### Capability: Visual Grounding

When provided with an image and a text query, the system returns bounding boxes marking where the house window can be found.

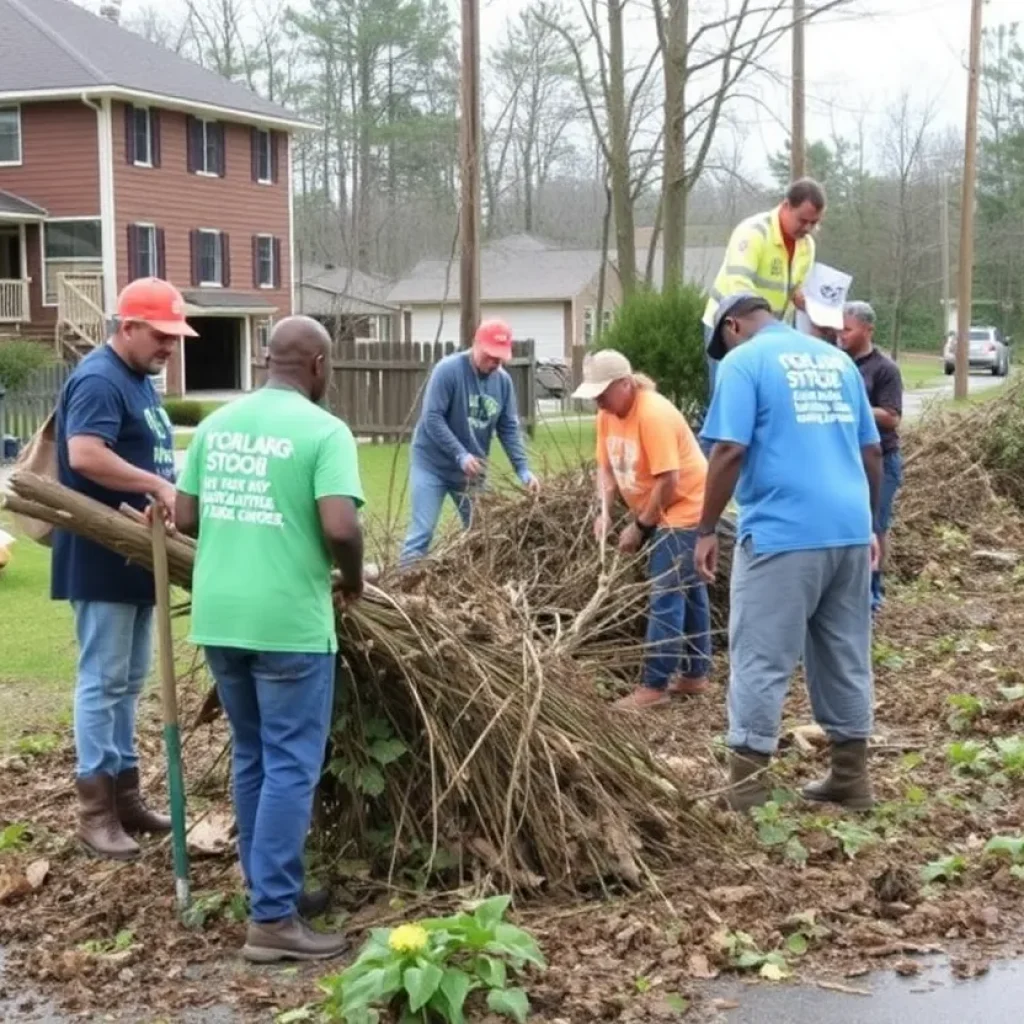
[129,224,159,279]
[199,230,224,285]
[0,106,21,165]
[43,218,102,304]
[254,317,272,354]
[133,107,152,165]
[583,306,613,346]
[188,117,224,176]
[255,129,272,183]
[255,235,274,287]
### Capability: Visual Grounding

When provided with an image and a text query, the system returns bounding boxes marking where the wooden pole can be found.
[791,0,806,179]
[955,0,983,401]
[459,0,481,349]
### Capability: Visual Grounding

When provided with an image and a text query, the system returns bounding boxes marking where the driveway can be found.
[903,373,1006,422]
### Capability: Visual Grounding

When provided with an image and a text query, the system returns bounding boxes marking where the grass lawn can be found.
[0,418,596,748]
[899,352,945,390]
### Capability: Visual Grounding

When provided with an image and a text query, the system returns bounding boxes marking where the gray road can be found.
[902,372,1006,422]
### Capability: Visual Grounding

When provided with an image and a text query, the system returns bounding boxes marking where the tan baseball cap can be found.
[571,349,632,400]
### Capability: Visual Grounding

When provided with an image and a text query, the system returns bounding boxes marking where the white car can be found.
[944,326,1010,377]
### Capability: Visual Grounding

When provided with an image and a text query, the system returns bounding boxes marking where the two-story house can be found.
[0,0,310,396]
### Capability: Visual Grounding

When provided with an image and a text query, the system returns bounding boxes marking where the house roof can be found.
[388,237,604,305]
[0,0,309,129]
[0,188,47,219]
[182,290,276,314]
[298,264,397,315]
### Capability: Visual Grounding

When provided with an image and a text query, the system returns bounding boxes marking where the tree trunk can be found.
[357,49,374,271]
[595,175,613,346]
[660,0,688,287]
[607,0,636,295]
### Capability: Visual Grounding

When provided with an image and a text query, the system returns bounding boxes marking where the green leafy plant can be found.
[596,284,708,420]
[993,736,1024,778]
[946,740,994,776]
[783,910,829,957]
[749,801,797,848]
[946,694,985,732]
[162,398,208,427]
[317,895,545,1024]
[329,716,409,800]
[0,339,52,392]
[983,835,1024,865]
[719,931,790,981]
[0,823,30,853]
[13,733,60,757]
[920,854,968,885]
[826,821,878,860]
[181,890,249,929]
[872,640,905,670]
[79,929,135,955]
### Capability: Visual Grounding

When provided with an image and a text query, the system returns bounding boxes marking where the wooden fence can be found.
[1,361,72,452]
[253,339,537,440]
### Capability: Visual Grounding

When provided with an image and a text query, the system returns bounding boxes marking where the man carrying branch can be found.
[573,350,711,711]
[176,316,364,963]
[54,277,191,861]
[696,293,882,811]
[400,319,540,563]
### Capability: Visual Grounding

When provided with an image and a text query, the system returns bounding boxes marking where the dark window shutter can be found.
[124,104,135,164]
[250,127,259,182]
[189,230,200,286]
[156,228,166,279]
[127,224,138,280]
[186,116,197,172]
[221,232,231,286]
[273,237,281,289]
[150,110,162,168]
[217,123,226,177]
[251,235,259,287]
[271,132,280,184]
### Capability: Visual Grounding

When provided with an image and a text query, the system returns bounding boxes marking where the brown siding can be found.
[0,101,101,324]
[112,104,291,315]
[574,268,623,349]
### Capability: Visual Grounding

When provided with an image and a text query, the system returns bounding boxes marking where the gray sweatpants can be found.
[727,539,874,755]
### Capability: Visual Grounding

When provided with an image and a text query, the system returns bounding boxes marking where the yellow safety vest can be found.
[702,206,815,327]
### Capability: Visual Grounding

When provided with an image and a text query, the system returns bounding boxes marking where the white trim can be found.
[96,98,117,314]
[193,118,221,176]
[255,233,275,289]
[287,134,295,314]
[255,128,273,185]
[18,222,27,282]
[0,87,314,132]
[133,222,158,278]
[0,104,23,167]
[242,315,253,391]
[186,305,278,317]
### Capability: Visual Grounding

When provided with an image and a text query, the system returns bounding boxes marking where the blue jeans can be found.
[72,601,153,779]
[203,647,336,923]
[872,450,903,610]
[642,528,712,689]
[400,460,473,564]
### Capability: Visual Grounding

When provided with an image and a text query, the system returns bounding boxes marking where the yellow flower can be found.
[388,923,428,955]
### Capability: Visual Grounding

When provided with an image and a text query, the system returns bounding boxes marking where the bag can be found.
[9,411,57,546]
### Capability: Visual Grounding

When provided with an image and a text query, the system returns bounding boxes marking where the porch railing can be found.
[0,278,29,322]
[56,273,105,354]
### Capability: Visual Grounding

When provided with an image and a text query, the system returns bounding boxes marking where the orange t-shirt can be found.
[596,389,707,528]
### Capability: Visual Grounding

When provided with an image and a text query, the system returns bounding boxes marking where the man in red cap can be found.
[400,319,540,562]
[52,277,196,860]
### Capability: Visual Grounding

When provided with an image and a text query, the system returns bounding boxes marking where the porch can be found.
[0,189,44,326]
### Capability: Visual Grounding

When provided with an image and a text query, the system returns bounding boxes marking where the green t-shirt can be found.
[177,387,364,653]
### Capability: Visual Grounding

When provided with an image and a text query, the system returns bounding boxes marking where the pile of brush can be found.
[4,470,731,895]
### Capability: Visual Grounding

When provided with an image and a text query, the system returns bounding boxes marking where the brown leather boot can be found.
[241,917,348,963]
[76,774,140,861]
[724,748,772,812]
[115,768,172,834]
[802,740,874,811]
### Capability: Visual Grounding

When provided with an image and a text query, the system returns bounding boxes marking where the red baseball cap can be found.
[117,277,198,337]
[474,319,513,361]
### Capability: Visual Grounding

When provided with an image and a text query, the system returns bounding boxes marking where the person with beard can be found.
[52,277,190,861]
[400,319,540,563]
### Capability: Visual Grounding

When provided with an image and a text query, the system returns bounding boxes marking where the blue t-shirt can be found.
[410,351,530,486]
[51,345,176,605]
[700,323,880,554]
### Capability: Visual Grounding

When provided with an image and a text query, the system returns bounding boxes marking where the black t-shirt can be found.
[51,345,176,605]
[854,348,902,454]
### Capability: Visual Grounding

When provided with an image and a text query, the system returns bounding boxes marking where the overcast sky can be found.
[111,0,1018,181]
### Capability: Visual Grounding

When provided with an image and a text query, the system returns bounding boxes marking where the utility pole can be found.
[955,0,983,400]
[791,0,806,179]
[941,172,951,333]
[459,0,481,350]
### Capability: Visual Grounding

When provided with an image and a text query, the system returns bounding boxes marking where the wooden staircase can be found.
[56,273,105,361]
